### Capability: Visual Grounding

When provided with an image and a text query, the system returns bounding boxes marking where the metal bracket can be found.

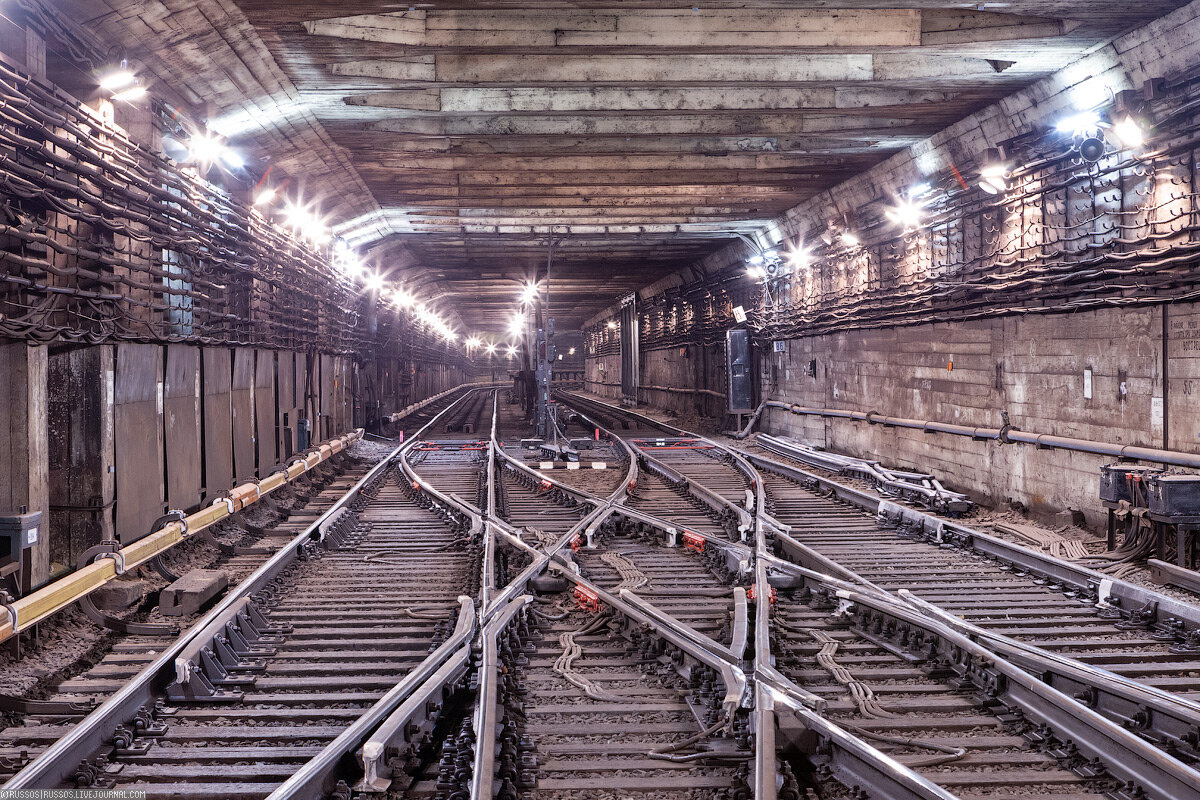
[149,510,189,540]
[75,543,177,637]
[1,595,16,634]
[94,550,126,576]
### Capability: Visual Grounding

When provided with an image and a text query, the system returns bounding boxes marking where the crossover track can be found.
[5,385,1200,799]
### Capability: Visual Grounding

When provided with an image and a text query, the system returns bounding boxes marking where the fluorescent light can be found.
[840,231,860,248]
[978,148,1009,195]
[746,265,766,279]
[99,70,136,91]
[254,187,277,206]
[220,148,245,170]
[110,85,147,103]
[747,254,765,265]
[787,243,810,270]
[1056,110,1101,137]
[188,133,226,167]
[886,198,923,230]
[1113,115,1145,148]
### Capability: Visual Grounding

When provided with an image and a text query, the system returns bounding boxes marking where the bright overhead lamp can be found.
[486,343,497,354]
[787,243,810,270]
[99,70,137,92]
[520,282,539,304]
[839,231,860,248]
[606,321,617,330]
[364,273,385,292]
[1056,110,1101,137]
[392,288,414,307]
[886,197,923,230]
[1112,115,1145,149]
[188,133,226,167]
[746,265,766,280]
[111,85,147,103]
[978,148,1009,196]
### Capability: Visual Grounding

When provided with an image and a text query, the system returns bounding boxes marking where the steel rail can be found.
[265,596,476,800]
[554,392,1056,800]
[764,548,1200,761]
[560,391,761,532]
[484,392,500,610]
[898,589,1200,759]
[553,403,640,506]
[383,381,497,425]
[548,564,750,720]
[269,387,594,799]
[0,427,363,645]
[3,387,483,791]
[747,447,1200,633]
[785,582,1200,800]
[470,596,533,800]
[766,686,961,800]
[756,433,971,513]
[353,645,473,793]
[557,391,1200,799]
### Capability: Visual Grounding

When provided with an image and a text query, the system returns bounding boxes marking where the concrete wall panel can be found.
[759,307,1168,527]
[164,345,201,512]
[202,348,233,497]
[231,349,255,482]
[255,351,276,472]
[114,343,164,542]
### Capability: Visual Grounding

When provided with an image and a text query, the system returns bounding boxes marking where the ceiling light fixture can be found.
[886,197,923,230]
[1112,114,1145,149]
[978,148,1009,195]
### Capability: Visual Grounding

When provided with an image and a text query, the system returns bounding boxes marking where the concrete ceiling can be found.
[69,1,1187,334]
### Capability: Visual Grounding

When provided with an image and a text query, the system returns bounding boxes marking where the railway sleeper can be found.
[482,596,754,799]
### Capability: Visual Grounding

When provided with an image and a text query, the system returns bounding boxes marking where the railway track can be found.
[7,385,1200,800]
[555,391,1200,800]
[757,464,1200,701]
[773,591,1121,800]
[0,386,484,798]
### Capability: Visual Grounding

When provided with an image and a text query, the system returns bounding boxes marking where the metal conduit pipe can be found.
[752,399,1200,469]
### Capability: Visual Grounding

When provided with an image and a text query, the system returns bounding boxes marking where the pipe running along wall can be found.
[743,399,1200,469]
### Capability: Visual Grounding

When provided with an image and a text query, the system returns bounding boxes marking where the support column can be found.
[0,343,50,590]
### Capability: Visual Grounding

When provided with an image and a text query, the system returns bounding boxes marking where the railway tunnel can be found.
[5,1,1200,798]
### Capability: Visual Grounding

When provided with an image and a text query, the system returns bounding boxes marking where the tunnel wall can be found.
[34,342,468,583]
[582,0,1200,525]
[0,20,471,589]
[759,306,1198,526]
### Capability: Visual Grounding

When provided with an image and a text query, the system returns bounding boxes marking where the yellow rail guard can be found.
[0,428,364,645]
